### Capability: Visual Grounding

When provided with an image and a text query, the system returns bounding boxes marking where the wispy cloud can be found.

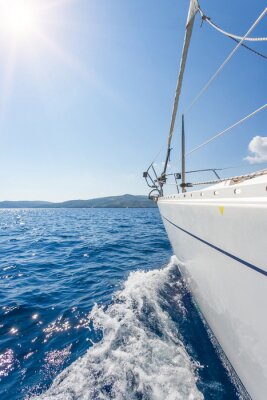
[244,136,267,164]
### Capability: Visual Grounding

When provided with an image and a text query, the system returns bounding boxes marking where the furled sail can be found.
[161,0,199,179]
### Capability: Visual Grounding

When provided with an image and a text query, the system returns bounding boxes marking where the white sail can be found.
[163,0,199,173]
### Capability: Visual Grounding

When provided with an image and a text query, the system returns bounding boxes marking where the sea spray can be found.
[34,256,203,400]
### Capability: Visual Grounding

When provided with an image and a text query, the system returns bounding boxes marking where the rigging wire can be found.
[154,147,163,164]
[149,145,164,167]
[185,7,267,114]
[186,103,267,156]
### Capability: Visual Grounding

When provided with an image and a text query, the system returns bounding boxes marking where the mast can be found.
[161,0,199,183]
[181,114,186,192]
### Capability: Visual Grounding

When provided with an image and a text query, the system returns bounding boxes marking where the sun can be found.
[0,0,40,39]
[0,0,95,116]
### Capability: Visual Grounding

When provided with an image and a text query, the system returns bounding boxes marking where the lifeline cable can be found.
[189,168,267,186]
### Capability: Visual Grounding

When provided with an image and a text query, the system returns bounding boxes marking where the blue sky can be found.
[0,0,266,201]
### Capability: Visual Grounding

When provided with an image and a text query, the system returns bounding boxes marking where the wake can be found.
[34,257,203,400]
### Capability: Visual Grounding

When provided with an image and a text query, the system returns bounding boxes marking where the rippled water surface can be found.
[0,208,240,399]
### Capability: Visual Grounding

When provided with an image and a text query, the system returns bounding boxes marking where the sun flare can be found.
[0,0,94,115]
[0,0,40,39]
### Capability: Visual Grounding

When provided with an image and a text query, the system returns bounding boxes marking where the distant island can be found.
[0,194,157,208]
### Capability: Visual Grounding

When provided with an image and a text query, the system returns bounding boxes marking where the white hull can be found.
[158,175,267,400]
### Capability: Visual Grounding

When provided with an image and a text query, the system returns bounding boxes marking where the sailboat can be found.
[144,1,267,399]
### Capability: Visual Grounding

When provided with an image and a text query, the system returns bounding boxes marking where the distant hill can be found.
[0,195,157,208]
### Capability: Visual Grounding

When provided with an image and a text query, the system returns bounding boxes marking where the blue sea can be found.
[0,208,241,399]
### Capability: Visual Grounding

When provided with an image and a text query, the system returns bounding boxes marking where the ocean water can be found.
[0,208,240,400]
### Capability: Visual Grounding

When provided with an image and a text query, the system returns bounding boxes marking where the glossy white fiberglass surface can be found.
[158,177,267,400]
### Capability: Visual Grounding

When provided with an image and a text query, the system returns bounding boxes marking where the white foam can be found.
[33,257,204,400]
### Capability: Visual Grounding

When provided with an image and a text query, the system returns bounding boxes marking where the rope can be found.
[186,103,267,156]
[229,36,267,61]
[198,8,267,60]
[199,8,267,42]
[185,7,267,113]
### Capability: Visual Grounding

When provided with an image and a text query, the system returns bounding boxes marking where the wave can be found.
[33,257,203,400]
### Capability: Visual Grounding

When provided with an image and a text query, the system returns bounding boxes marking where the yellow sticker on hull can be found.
[219,206,224,216]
